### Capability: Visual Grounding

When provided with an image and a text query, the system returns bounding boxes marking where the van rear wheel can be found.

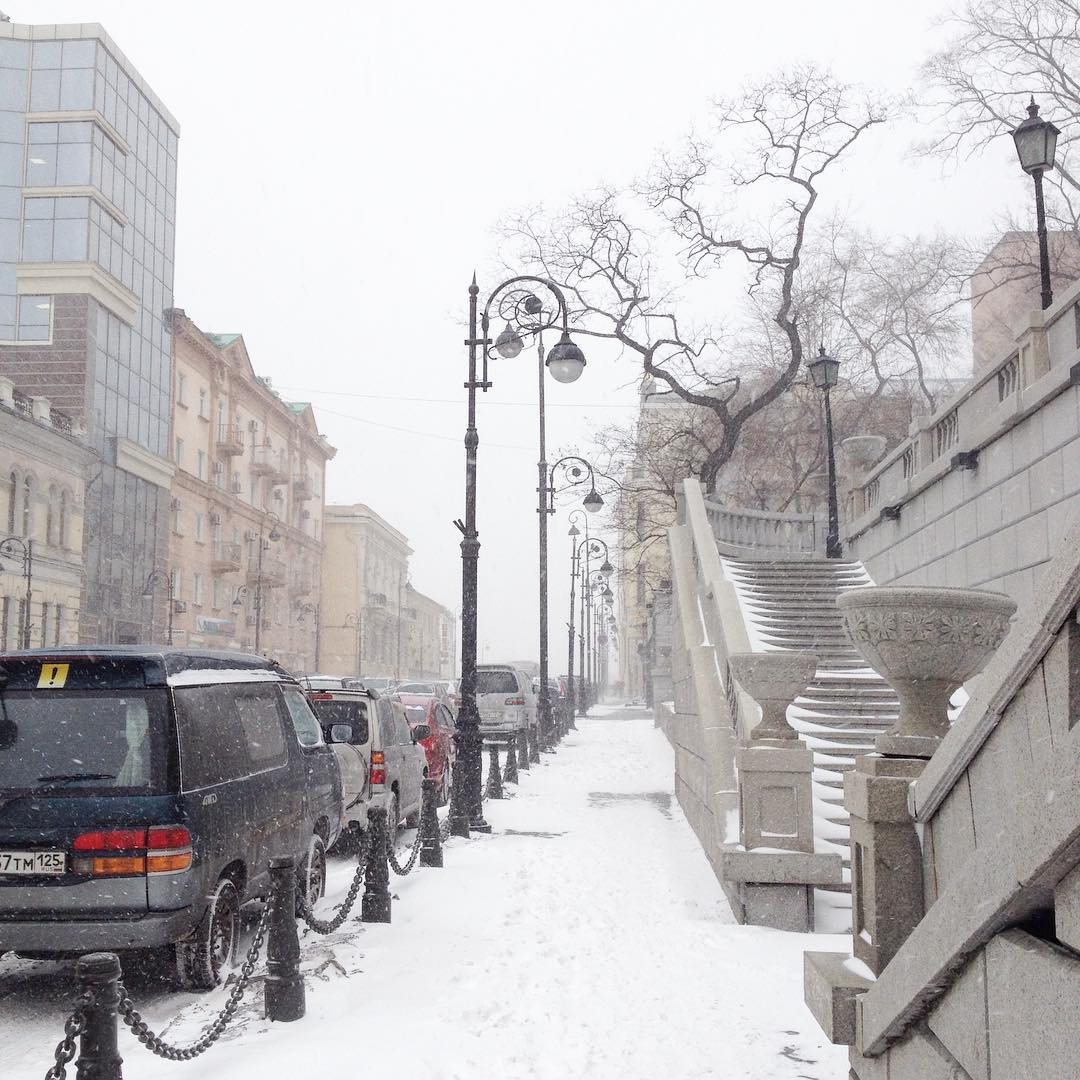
[174,878,239,991]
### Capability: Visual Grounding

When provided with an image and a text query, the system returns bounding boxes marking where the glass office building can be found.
[0,23,179,643]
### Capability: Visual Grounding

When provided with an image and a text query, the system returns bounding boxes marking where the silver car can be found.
[475,665,538,740]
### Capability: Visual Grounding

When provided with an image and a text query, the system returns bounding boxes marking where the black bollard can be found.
[265,856,305,1022]
[74,952,123,1080]
[502,737,519,784]
[517,729,530,771]
[528,725,541,764]
[419,777,443,868]
[361,805,392,923]
[484,742,504,799]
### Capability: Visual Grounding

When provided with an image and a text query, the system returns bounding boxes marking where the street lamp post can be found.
[0,537,33,648]
[1012,98,1060,311]
[296,601,320,671]
[542,456,602,746]
[141,568,175,646]
[238,511,282,653]
[807,345,843,559]
[569,527,611,719]
[449,274,587,839]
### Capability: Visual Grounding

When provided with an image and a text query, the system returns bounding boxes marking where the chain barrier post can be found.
[517,729,530,772]
[484,742,504,799]
[502,736,519,784]
[265,857,305,1023]
[419,777,443,868]
[361,805,392,923]
[73,952,123,1080]
[528,725,541,764]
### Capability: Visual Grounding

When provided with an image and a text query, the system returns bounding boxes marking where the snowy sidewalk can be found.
[4,708,848,1080]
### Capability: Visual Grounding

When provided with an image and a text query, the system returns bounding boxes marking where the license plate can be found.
[0,850,66,875]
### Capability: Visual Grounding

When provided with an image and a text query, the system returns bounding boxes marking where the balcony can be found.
[247,554,287,586]
[251,445,289,484]
[217,424,244,456]
[211,541,243,572]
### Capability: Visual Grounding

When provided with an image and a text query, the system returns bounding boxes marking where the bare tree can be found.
[921,0,1080,229]
[505,66,887,494]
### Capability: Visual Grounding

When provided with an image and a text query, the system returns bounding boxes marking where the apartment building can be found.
[0,22,179,643]
[167,311,335,670]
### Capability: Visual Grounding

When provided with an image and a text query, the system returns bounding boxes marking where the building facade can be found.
[0,377,92,648]
[320,503,457,680]
[0,22,179,643]
[167,312,334,670]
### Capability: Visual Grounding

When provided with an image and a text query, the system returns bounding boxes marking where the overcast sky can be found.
[23,1,1033,672]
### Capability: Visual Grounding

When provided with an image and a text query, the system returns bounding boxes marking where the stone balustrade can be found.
[704,498,826,556]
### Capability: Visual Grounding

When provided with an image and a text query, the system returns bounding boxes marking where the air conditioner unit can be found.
[172,601,187,614]
[209,512,221,525]
[169,497,181,511]
[244,529,258,542]
[301,508,310,519]
[272,488,284,500]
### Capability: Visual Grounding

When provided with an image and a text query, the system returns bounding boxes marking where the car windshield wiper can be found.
[35,772,116,785]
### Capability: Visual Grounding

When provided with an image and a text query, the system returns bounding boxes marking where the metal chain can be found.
[118,900,271,1061]
[387,825,423,876]
[299,837,370,934]
[43,991,92,1080]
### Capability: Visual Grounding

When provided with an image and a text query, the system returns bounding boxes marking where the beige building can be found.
[320,503,457,679]
[0,378,92,649]
[167,311,335,669]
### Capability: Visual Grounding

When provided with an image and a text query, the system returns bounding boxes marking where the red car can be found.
[396,694,456,805]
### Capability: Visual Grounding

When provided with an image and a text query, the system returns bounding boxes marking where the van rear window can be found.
[0,689,172,794]
[308,699,369,744]
[477,670,518,695]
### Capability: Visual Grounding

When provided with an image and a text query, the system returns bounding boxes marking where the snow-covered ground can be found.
[2,708,848,1079]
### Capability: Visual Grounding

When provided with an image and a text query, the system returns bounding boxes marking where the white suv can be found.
[475,665,538,742]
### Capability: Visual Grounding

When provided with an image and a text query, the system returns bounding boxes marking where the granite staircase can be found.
[721,557,900,897]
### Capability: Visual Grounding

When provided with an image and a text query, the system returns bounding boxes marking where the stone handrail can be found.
[704,497,826,557]
[847,273,1080,541]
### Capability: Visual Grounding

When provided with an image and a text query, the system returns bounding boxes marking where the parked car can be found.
[301,676,426,847]
[394,680,454,712]
[357,676,395,693]
[396,693,455,805]
[0,647,341,990]
[475,664,538,742]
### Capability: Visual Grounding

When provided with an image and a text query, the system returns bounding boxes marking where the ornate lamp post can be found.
[570,527,611,717]
[141,568,175,646]
[0,536,33,648]
[449,274,587,839]
[1012,98,1060,311]
[296,601,320,671]
[807,345,842,559]
[238,511,282,652]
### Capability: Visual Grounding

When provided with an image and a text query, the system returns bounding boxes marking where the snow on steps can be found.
[721,556,900,903]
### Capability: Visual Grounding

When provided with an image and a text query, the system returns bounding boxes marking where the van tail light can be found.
[72,826,192,877]
[505,696,525,706]
[370,749,386,786]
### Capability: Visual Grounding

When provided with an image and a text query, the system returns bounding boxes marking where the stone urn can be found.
[836,586,1016,758]
[727,650,818,743]
[841,435,887,476]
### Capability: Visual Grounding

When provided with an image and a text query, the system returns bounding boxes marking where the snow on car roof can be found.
[167,668,291,688]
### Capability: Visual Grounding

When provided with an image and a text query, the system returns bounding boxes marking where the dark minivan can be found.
[0,648,342,989]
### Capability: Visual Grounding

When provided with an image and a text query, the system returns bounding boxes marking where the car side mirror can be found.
[411,723,431,742]
[330,724,353,744]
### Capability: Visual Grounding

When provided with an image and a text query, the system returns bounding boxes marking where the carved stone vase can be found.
[727,650,819,743]
[836,586,1016,758]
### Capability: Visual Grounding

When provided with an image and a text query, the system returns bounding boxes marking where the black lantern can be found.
[807,345,840,390]
[582,487,604,513]
[1012,98,1059,175]
[546,331,586,384]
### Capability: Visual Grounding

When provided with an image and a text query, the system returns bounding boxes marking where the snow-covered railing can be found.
[704,498,826,557]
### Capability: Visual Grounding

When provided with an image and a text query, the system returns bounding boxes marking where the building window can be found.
[21,475,32,538]
[177,372,187,408]
[198,388,208,419]
[54,603,62,646]
[196,449,207,481]
[212,577,224,610]
[40,601,49,647]
[174,436,184,467]
[26,121,93,187]
[46,484,57,545]
[1,597,9,651]
[7,472,16,534]
[193,573,204,607]
[194,513,205,543]
[171,568,182,601]
[58,490,68,548]
[171,500,182,535]
[22,196,90,262]
[16,296,52,342]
